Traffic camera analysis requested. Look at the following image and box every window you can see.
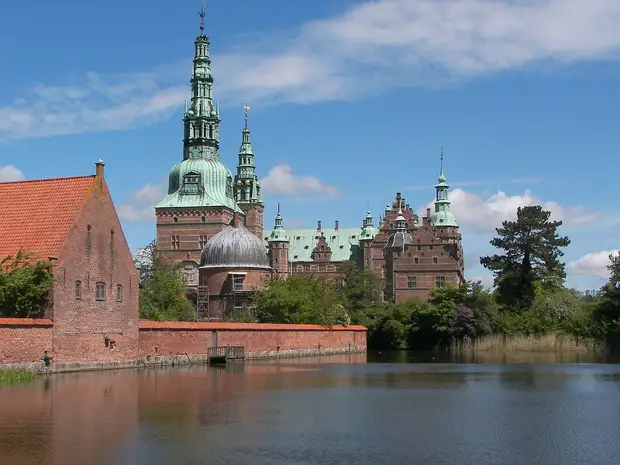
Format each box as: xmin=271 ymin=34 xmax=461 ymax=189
xmin=201 ymin=216 xmax=207 ymax=223
xmin=433 ymin=257 xmax=438 ymax=264
xmin=199 ymin=235 xmax=208 ymax=249
xmin=75 ymin=281 xmax=82 ymax=300
xmin=429 ymin=245 xmax=434 ymax=251
xmin=407 ymin=277 xmax=416 ymax=289
xmin=173 ymin=217 xmax=179 ymax=224
xmin=171 ymin=235 xmax=180 ymax=250
xmin=435 ymin=276 xmax=446 ymax=288
xmin=417 ymin=245 xmax=422 ymax=251
xmin=335 ymin=277 xmax=345 ymax=288
xmin=232 ymin=275 xmax=244 ymax=291
xmin=414 ymin=257 xmax=419 ymax=264
xmin=116 ymin=284 xmax=123 ymax=302
xmin=95 ymin=282 xmax=106 ymax=301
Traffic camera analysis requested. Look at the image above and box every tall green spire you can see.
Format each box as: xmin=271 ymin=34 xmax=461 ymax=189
xmin=360 ymin=208 xmax=376 ymax=241
xmin=268 ymin=203 xmax=288 ymax=242
xmin=234 ymin=103 xmax=262 ymax=203
xmin=431 ymin=146 xmax=458 ymax=227
xmin=182 ymin=4 xmax=220 ymax=161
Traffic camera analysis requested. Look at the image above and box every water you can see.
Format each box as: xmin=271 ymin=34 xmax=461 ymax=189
xmin=1 ymin=351 xmax=620 ymax=465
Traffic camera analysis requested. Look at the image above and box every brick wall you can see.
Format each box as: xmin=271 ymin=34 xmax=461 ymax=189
xmin=138 ymin=321 xmax=367 ymax=356
xmin=0 ymin=320 xmax=367 ymax=366
xmin=51 ymin=177 xmax=140 ymax=363
xmin=0 ymin=319 xmax=53 ymax=364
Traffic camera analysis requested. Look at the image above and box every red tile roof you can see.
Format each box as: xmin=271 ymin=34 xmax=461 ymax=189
xmin=0 ymin=176 xmax=96 ymax=261
xmin=139 ymin=320 xmax=367 ymax=331
xmin=0 ymin=318 xmax=53 ymax=327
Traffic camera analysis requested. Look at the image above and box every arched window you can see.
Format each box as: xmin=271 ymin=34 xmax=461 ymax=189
xmin=75 ymin=281 xmax=82 ymax=300
xmin=95 ymin=282 xmax=106 ymax=301
xmin=116 ymin=284 xmax=123 ymax=302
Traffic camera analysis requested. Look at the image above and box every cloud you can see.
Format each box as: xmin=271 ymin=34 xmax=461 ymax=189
xmin=4 ymin=0 xmax=620 ymax=138
xmin=117 ymin=183 xmax=165 ymax=222
xmin=468 ymin=273 xmax=495 ymax=289
xmin=568 ymin=250 xmax=618 ymax=279
xmin=429 ymin=188 xmax=600 ymax=234
xmin=0 ymin=165 xmax=25 ymax=182
xmin=261 ymin=164 xmax=339 ymax=198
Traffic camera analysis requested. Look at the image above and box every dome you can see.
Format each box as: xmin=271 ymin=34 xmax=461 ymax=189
xmin=200 ymin=225 xmax=271 ymax=269
xmin=430 ymin=210 xmax=459 ymax=227
xmin=384 ymin=230 xmax=413 ymax=251
xmin=155 ymin=157 xmax=242 ymax=212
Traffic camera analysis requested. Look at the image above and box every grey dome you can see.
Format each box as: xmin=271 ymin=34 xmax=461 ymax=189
xmin=200 ymin=225 xmax=271 ymax=269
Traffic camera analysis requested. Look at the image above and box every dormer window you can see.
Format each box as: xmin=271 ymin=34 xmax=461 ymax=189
xmin=226 ymin=176 xmax=233 ymax=198
xmin=181 ymin=171 xmax=201 ymax=195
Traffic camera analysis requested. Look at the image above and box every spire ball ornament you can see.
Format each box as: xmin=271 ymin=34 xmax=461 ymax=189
xmin=199 ymin=2 xmax=206 ymax=32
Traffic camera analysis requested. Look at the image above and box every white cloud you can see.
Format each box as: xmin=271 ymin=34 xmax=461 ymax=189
xmin=468 ymin=273 xmax=495 ymax=289
xmin=4 ymin=0 xmax=620 ymax=138
xmin=261 ymin=164 xmax=339 ymax=198
xmin=0 ymin=165 xmax=25 ymax=182
xmin=429 ymin=188 xmax=599 ymax=234
xmin=569 ymin=250 xmax=618 ymax=279
xmin=117 ymin=183 xmax=166 ymax=222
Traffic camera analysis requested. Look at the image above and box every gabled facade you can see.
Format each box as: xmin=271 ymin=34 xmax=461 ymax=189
xmin=0 ymin=162 xmax=140 ymax=362
xmin=264 ymin=159 xmax=465 ymax=302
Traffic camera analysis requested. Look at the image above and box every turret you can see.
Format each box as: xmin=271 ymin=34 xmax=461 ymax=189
xmin=267 ymin=203 xmax=289 ymax=277
xmin=234 ymin=104 xmax=264 ymax=238
xmin=430 ymin=147 xmax=459 ymax=229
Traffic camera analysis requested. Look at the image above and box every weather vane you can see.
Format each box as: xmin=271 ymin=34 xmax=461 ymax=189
xmin=244 ymin=103 xmax=251 ymax=128
xmin=199 ymin=2 xmax=206 ymax=32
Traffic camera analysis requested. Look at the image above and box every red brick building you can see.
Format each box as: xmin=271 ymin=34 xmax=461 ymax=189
xmin=154 ymin=13 xmax=465 ymax=312
xmin=0 ymin=161 xmax=140 ymax=362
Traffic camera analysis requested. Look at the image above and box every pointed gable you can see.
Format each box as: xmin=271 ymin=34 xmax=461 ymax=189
xmin=0 ymin=176 xmax=96 ymax=260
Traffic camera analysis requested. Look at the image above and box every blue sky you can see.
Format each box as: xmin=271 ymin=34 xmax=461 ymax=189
xmin=1 ymin=0 xmax=619 ymax=290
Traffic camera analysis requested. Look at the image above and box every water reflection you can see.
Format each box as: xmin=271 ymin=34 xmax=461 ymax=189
xmin=0 ymin=353 xmax=619 ymax=464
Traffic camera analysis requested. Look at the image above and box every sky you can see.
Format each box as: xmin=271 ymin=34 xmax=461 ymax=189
xmin=1 ymin=0 xmax=619 ymax=291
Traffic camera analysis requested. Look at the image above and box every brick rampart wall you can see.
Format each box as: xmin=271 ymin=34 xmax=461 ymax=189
xmin=138 ymin=321 xmax=367 ymax=356
xmin=0 ymin=319 xmax=53 ymax=364
xmin=0 ymin=319 xmax=367 ymax=367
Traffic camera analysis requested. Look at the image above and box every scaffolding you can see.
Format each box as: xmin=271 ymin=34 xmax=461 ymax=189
xmin=196 ymin=285 xmax=213 ymax=321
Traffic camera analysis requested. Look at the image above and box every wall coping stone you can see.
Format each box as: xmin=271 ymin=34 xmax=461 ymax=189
xmin=139 ymin=320 xmax=367 ymax=332
xmin=0 ymin=318 xmax=53 ymax=327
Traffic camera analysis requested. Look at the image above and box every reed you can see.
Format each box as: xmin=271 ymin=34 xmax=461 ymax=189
xmin=456 ymin=334 xmax=600 ymax=352
xmin=0 ymin=370 xmax=38 ymax=386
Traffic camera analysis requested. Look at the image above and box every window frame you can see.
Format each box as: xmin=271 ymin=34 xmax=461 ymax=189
xmin=75 ymin=280 xmax=82 ymax=300
xmin=95 ymin=282 xmax=106 ymax=301
xmin=116 ymin=284 xmax=123 ymax=302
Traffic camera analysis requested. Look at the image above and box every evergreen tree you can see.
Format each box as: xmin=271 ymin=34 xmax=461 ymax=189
xmin=480 ymin=205 xmax=570 ymax=311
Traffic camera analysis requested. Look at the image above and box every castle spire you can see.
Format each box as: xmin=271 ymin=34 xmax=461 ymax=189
xmin=182 ymin=3 xmax=220 ymax=160
xmin=268 ymin=203 xmax=288 ymax=243
xmin=430 ymin=146 xmax=458 ymax=227
xmin=234 ymin=103 xmax=261 ymax=203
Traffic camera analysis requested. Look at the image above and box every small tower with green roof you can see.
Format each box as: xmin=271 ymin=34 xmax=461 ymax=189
xmin=234 ymin=104 xmax=264 ymax=239
xmin=267 ymin=203 xmax=289 ymax=278
xmin=430 ymin=147 xmax=459 ymax=230
xmin=359 ymin=208 xmax=377 ymax=270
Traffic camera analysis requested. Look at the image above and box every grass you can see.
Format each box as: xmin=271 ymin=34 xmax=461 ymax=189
xmin=456 ymin=334 xmax=601 ymax=352
xmin=0 ymin=369 xmax=38 ymax=386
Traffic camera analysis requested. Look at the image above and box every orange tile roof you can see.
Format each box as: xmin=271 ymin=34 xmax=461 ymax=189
xmin=0 ymin=176 xmax=95 ymax=261
xmin=139 ymin=320 xmax=367 ymax=331
xmin=0 ymin=318 xmax=53 ymax=327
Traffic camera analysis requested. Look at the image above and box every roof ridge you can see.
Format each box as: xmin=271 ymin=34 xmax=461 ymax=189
xmin=0 ymin=175 xmax=95 ymax=185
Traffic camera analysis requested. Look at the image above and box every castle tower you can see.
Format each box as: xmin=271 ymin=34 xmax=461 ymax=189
xmin=154 ymin=6 xmax=244 ymax=286
xmin=267 ymin=203 xmax=289 ymax=278
xmin=429 ymin=148 xmax=459 ymax=238
xmin=234 ymin=104 xmax=264 ymax=238
xmin=359 ymin=208 xmax=376 ymax=270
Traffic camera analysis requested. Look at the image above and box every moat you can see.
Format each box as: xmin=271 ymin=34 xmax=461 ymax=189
xmin=1 ymin=352 xmax=620 ymax=465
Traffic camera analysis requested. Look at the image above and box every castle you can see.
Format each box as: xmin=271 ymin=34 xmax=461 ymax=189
xmin=155 ymin=11 xmax=465 ymax=319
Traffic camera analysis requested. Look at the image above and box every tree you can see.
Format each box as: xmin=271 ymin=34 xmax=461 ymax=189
xmin=138 ymin=242 xmax=195 ymax=321
xmin=253 ymin=274 xmax=346 ymax=326
xmin=0 ymin=251 xmax=53 ymax=318
xmin=592 ymin=252 xmax=620 ymax=347
xmin=480 ymin=205 xmax=570 ymax=311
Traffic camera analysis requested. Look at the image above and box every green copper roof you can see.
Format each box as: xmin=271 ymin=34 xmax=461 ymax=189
xmin=268 ymin=205 xmax=288 ymax=242
xmin=263 ymin=227 xmax=379 ymax=262
xmin=156 ymin=158 xmax=242 ymax=212
xmin=430 ymin=150 xmax=458 ymax=227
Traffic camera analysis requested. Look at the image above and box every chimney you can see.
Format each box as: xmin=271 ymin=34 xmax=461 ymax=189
xmin=335 ymin=220 xmax=339 ymax=230
xmin=317 ymin=220 xmax=322 ymax=231
xmin=426 ymin=208 xmax=431 ymax=218
xmin=396 ymin=192 xmax=402 ymax=202
xmin=95 ymin=158 xmax=105 ymax=178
